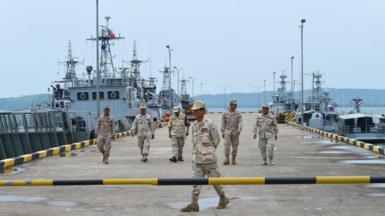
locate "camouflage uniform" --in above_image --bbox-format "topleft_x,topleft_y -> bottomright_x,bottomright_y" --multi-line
168,111 -> 189,160
253,112 -> 278,164
131,113 -> 154,157
96,115 -> 115,162
221,110 -> 242,163
191,117 -> 225,203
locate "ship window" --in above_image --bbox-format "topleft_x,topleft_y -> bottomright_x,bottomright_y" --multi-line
108,91 -> 120,99
77,92 -> 89,100
92,92 -> 105,100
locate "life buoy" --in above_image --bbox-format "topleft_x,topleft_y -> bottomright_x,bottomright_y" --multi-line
110,91 -> 117,99
79,92 -> 86,100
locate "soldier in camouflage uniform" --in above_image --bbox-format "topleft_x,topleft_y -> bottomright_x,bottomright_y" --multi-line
168,106 -> 190,162
181,101 -> 229,212
253,105 -> 278,165
221,100 -> 243,165
131,103 -> 155,162
96,105 -> 115,164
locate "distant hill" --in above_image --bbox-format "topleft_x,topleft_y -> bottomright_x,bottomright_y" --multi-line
196,88 -> 385,108
0,94 -> 51,111
1,89 -> 385,111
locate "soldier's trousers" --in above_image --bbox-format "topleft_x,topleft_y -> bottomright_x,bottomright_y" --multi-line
224,134 -> 239,157
137,136 -> 151,156
258,138 -> 275,161
97,135 -> 112,158
191,163 -> 225,203
171,136 -> 185,158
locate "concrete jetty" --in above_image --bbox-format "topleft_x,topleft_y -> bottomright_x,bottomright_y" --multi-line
0,113 -> 384,216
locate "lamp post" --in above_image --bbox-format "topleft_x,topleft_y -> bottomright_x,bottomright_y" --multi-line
290,56 -> 295,111
189,76 -> 194,101
263,79 -> 266,105
300,18 -> 306,126
166,45 -> 173,108
218,85 -> 231,111
174,66 -> 182,96
95,0 -> 100,117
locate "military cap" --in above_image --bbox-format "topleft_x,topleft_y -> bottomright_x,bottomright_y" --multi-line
172,106 -> 180,113
103,105 -> 110,110
191,101 -> 206,110
229,99 -> 237,105
139,103 -> 147,109
262,104 -> 269,109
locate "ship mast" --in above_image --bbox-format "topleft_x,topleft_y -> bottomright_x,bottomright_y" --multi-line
58,40 -> 80,88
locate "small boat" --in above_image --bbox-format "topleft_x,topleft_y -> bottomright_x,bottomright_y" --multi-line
336,113 -> 385,142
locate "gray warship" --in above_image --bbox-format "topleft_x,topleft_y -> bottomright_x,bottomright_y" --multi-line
51,16 -> 168,133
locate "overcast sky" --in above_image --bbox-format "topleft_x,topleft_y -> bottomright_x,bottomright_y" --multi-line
0,0 -> 384,98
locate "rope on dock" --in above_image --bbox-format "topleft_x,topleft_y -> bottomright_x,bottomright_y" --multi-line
1,176 -> 385,186
0,131 -> 132,170
287,122 -> 385,156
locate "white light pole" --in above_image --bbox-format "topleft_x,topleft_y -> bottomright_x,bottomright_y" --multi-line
300,18 -> 306,126
218,85 -> 231,111
166,45 -> 173,108
189,76 -> 194,101
263,79 -> 266,105
96,0 -> 100,117
290,56 -> 295,111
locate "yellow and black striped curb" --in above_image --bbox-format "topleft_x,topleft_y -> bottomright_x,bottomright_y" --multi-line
0,176 -> 385,186
287,122 -> 385,156
0,131 -> 132,170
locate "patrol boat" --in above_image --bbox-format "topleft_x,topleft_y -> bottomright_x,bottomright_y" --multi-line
272,73 -> 297,123
296,72 -> 338,131
336,98 -> 385,142
51,16 -> 164,133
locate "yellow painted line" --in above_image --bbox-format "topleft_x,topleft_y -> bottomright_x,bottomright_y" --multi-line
22,154 -> 33,162
103,178 -> 158,185
209,177 -> 265,185
348,139 -> 354,145
0,179 -> 53,186
64,145 -> 72,152
51,147 -> 60,156
3,159 -> 15,168
38,151 -> 47,159
316,176 -> 370,184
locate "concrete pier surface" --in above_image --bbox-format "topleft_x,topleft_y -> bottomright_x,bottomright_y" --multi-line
0,113 -> 384,216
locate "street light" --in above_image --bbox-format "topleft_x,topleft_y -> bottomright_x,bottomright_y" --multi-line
300,18 -> 306,126
166,45 -> 173,108
290,56 -> 295,111
218,85 -> 232,111
263,79 -> 266,105
95,0 -> 100,117
252,84 -> 263,108
188,76 -> 194,101
174,66 -> 182,96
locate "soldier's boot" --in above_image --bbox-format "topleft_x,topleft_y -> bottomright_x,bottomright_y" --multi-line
103,153 -> 109,164
231,155 -> 237,165
217,195 -> 229,209
223,155 -> 230,165
178,156 -> 184,162
169,156 -> 177,162
268,157 -> 274,166
143,154 -> 148,163
140,154 -> 144,162
261,159 -> 268,165
181,202 -> 199,212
